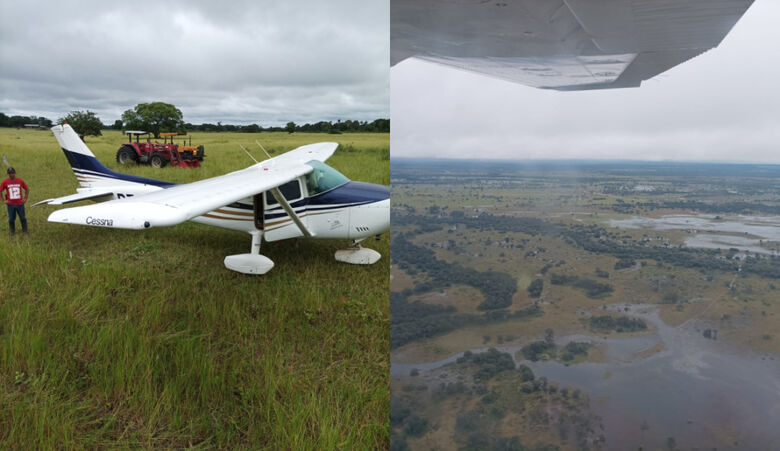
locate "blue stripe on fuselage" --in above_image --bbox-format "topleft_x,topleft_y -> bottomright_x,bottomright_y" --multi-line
263,181 -> 389,220
309,181 -> 389,206
63,148 -> 175,187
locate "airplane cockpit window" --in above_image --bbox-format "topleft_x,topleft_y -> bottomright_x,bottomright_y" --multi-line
266,179 -> 302,205
305,160 -> 349,196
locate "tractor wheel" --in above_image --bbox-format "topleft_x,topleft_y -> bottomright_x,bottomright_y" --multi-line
116,146 -> 137,165
150,154 -> 167,168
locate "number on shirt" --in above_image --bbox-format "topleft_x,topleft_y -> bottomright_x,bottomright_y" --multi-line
8,186 -> 21,199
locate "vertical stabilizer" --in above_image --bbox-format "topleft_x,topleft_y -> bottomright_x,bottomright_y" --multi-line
50,124 -> 173,189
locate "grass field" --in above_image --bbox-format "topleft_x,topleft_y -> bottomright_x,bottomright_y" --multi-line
0,128 -> 389,448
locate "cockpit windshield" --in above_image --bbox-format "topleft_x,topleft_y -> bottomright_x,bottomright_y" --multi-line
305,160 -> 349,195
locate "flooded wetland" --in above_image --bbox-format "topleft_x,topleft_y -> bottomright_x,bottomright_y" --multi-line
391,160 -> 780,450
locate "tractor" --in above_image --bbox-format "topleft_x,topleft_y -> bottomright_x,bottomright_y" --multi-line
116,131 -> 205,168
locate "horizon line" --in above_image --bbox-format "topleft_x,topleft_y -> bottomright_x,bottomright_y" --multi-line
391,156 -> 780,165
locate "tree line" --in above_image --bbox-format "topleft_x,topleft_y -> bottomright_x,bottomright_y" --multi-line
1,105 -> 389,138
391,234 -> 518,310
391,290 -> 542,349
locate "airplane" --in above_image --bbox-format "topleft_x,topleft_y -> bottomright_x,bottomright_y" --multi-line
392,0 -> 754,90
37,124 -> 389,275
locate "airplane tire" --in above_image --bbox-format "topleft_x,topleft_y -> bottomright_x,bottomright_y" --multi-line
116,146 -> 137,165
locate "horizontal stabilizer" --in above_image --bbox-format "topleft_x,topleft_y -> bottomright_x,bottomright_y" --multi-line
33,190 -> 114,207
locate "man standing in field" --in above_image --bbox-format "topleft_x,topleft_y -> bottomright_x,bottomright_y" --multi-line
1,167 -> 29,235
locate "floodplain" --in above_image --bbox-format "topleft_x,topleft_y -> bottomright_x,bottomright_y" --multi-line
390,158 -> 779,450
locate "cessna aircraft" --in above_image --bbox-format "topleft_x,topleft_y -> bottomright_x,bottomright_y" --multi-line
38,124 -> 389,275
392,0 -> 754,90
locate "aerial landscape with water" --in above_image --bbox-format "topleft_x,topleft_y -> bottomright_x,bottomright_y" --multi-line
390,159 -> 780,450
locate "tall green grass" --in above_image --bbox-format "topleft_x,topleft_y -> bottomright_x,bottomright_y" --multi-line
0,128 -> 389,448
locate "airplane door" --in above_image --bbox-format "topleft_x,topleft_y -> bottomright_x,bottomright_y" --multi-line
262,178 -> 307,241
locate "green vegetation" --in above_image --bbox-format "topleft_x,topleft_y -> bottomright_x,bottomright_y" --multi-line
391,349 -> 602,450
0,128 -> 389,449
456,348 -> 515,382
589,315 -> 647,333
121,102 -> 185,138
59,110 -> 103,139
560,342 -> 592,362
517,329 -> 592,363
549,273 -> 614,299
392,235 -> 517,310
520,340 -> 557,362
1,110 -> 390,134
391,290 -> 542,349
527,278 -> 543,298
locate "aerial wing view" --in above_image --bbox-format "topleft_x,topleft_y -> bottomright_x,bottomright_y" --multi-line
390,0 -> 779,450
392,0 -> 754,90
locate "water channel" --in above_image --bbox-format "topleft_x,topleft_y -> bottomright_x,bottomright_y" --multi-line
609,214 -> 780,256
391,304 -> 780,450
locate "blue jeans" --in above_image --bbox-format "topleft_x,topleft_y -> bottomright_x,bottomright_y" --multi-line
7,204 -> 26,224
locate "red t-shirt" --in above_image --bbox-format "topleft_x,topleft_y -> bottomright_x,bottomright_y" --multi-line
1,178 -> 28,205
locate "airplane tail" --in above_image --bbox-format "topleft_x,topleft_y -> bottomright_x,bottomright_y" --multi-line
51,124 -> 172,188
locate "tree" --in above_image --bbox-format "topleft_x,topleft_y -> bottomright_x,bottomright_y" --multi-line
58,110 -> 103,140
285,121 -> 296,134
112,119 -> 123,130
121,102 -> 184,138
544,328 -> 554,345
527,278 -> 544,298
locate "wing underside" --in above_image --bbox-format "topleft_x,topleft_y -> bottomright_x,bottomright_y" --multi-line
392,0 -> 754,90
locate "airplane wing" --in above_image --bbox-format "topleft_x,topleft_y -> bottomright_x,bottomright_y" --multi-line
47,142 -> 338,230
392,0 -> 754,90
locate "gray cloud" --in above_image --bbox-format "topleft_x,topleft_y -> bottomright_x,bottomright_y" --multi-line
0,0 -> 388,125
390,1 -> 780,163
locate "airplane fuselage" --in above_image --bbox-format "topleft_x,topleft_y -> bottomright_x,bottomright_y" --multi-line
87,176 -> 389,241
192,180 -> 390,241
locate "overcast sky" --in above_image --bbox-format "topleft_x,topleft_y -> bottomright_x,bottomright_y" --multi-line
391,1 -> 780,163
0,0 -> 388,126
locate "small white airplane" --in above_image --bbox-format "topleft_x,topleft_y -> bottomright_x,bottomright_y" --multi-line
38,124 -> 389,274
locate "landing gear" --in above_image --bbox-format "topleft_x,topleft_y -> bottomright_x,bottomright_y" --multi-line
223,230 -> 275,274
335,239 -> 381,265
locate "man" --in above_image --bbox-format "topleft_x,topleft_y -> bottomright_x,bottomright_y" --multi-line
1,167 -> 29,235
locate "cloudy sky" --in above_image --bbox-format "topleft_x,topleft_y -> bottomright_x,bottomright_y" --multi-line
0,0 -> 388,126
391,1 -> 780,163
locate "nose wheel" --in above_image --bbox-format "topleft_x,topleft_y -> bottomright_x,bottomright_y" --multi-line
335,239 -> 381,265
224,230 -> 275,274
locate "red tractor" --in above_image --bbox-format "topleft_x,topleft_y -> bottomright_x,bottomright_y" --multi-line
116,131 -> 205,168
